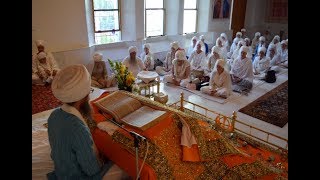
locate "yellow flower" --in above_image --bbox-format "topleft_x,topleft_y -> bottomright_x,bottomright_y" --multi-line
108,59 -> 135,91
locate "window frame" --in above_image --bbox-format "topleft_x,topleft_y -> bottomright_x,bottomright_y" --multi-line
144,0 -> 165,38
92,0 -> 121,44
183,0 -> 198,34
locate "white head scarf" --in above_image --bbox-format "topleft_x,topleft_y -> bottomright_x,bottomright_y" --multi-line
191,36 -> 198,42
215,59 -> 225,69
212,46 -> 220,54
259,36 -> 266,42
271,35 -> 280,44
254,32 -> 261,37
93,52 -> 103,62
220,33 -> 228,40
200,35 -> 205,40
170,41 -> 179,50
52,64 -> 91,103
240,46 -> 249,54
216,37 -> 223,46
268,44 -> 276,51
281,40 -> 288,45
35,40 -> 45,47
128,46 -> 138,54
258,47 -> 266,53
37,52 -> 47,60
241,28 -> 246,32
236,32 -> 242,37
143,43 -> 150,50
175,50 -> 187,61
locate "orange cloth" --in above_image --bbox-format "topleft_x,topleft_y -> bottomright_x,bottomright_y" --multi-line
90,92 -> 288,179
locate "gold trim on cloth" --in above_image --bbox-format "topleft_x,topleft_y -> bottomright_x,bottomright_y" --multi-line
111,131 -> 174,179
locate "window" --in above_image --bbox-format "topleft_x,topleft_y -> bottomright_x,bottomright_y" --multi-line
145,0 -> 164,37
93,0 -> 120,44
183,0 -> 197,34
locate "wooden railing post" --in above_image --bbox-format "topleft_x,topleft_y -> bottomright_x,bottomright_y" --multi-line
230,111 -> 237,132
180,92 -> 184,111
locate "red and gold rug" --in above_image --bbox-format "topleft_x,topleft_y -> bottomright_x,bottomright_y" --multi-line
239,81 -> 288,127
32,85 -> 63,114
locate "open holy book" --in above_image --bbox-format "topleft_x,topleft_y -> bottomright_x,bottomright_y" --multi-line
93,91 -> 168,131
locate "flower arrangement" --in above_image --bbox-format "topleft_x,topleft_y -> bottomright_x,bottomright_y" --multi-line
108,59 -> 135,92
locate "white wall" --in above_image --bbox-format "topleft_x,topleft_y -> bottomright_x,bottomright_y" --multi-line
32,0 -> 89,53
165,0 -> 181,35
32,0 -> 287,70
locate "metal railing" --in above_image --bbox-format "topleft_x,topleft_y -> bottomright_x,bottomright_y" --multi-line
169,92 -> 288,151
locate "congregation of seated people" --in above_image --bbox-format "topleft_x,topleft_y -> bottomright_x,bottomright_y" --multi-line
33,29 -> 288,97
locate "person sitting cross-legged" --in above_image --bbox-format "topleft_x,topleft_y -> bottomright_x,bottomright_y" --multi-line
163,50 -> 191,87
87,52 -> 117,89
32,52 -> 60,85
200,59 -> 232,99
230,46 -> 253,95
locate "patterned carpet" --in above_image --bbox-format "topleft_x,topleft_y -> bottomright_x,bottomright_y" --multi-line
239,81 -> 288,128
32,85 -> 63,115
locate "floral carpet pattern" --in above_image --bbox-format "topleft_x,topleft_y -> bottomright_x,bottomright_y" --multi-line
239,81 -> 288,128
32,85 -> 63,114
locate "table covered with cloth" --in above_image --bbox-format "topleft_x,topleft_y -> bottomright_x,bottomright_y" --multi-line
90,91 -> 288,179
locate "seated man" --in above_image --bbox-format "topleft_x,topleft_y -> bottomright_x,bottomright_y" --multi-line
87,52 -> 117,89
230,46 -> 253,94
140,43 -> 155,71
32,52 -> 60,85
155,41 -> 179,76
122,46 -> 146,78
200,59 -> 232,99
252,47 -> 270,79
48,64 -> 112,180
163,50 -> 191,87
32,40 -> 59,85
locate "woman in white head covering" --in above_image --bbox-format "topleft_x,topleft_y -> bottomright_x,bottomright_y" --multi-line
244,38 -> 253,59
268,44 -> 282,72
251,32 -> 261,53
32,40 -> 60,85
253,36 -> 267,60
230,46 -> 254,94
122,46 -> 146,77
206,46 -> 222,74
227,38 -> 240,58
87,52 -> 117,89
231,32 -> 243,49
220,33 -> 230,52
155,41 -> 180,76
200,59 -> 232,98
278,40 -> 288,67
267,35 -> 281,56
252,47 -> 270,79
241,28 -> 248,39
215,37 -> 228,59
163,50 -> 191,87
200,35 -> 209,55
189,40 -> 207,78
187,36 -> 198,58
140,43 -> 155,71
